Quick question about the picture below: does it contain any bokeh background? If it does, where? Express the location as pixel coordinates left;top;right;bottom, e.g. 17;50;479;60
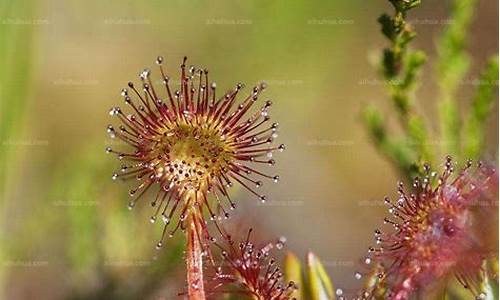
0;0;498;299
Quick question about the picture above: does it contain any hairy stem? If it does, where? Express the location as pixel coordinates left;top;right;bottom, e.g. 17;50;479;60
186;214;206;300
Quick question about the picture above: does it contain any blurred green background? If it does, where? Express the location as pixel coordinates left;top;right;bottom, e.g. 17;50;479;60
0;0;497;299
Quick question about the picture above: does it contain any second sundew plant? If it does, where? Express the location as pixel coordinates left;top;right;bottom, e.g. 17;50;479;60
355;0;499;299
104;0;498;300
355;158;498;300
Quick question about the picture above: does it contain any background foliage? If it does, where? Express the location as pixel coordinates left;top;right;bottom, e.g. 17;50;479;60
0;0;497;299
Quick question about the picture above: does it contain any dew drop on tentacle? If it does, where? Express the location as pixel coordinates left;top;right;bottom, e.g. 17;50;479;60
276;236;286;250
109;107;120;116
107;125;116;138
155;241;163;250
162;214;170;224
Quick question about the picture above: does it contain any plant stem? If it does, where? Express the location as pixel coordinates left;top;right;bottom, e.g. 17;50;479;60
186;213;206;300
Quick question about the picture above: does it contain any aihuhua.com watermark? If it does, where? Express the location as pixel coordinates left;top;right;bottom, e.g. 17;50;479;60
407;18;454;25
470;200;499;207
358;78;403;86
404;139;453;146
206;18;252;25
53;78;99;86
263;79;304;86
458;78;499;86
322;260;355;268
104;18;151;25
0;18;49;25
2;139;49;146
307;139;354;147
307;18;354;25
105;139;129;146
52;200;99;207
358;200;386;207
2;260;49;267
257;199;305;207
104;260;152;267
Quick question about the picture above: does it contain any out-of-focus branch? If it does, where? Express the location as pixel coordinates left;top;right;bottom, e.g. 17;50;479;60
363;0;430;179
436;0;477;159
463;57;499;159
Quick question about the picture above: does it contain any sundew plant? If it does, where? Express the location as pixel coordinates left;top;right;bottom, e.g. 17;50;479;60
0;0;497;300
107;56;284;299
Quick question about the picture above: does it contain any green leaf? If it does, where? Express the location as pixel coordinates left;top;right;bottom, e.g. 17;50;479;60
307;252;335;300
284;252;304;300
482;258;500;300
382;49;398;78
481;277;498;300
470;57;499;121
362;105;387;143
362;106;418;178
398;27;417;49
407;115;433;164
439;98;461;158
378;14;396;41
401;50;427;90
